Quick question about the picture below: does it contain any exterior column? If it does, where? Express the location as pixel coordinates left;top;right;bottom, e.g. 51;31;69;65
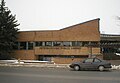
88;42;92;58
26;42;28;50
88;46;92;58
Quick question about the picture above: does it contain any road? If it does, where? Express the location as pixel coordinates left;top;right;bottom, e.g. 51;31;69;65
0;67;120;83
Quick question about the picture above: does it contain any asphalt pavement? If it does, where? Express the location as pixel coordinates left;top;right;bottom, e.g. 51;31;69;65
0;67;120;83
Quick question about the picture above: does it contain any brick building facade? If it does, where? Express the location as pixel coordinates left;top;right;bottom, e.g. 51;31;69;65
12;18;101;63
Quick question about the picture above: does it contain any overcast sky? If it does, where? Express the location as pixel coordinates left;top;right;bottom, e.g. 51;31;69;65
5;0;120;34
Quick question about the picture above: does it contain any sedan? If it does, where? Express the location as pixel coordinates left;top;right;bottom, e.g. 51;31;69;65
69;58;112;71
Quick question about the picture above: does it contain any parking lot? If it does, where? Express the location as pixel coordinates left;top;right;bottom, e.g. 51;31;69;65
0;67;120;83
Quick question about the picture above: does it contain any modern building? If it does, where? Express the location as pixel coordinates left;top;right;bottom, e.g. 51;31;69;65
11;18;101;63
100;34;120;60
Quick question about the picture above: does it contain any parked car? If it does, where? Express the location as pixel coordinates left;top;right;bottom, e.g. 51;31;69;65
69;58;112;71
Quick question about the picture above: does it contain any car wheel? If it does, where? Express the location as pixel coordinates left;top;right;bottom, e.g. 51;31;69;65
74;65;80;71
99;66;104;71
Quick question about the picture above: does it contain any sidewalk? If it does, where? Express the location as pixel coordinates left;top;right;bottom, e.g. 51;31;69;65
107;60;120;70
0;60;120;70
0;63;69;68
107;60;120;66
0;60;69;68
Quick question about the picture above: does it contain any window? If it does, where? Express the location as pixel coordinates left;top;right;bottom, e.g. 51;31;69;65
28;42;34;50
62;42;71;46
94;58;101;63
116;48;120;53
91;42;99;46
35;42;43;46
20;42;26;50
72;41;77;46
45;42;52;46
84;58;93;63
82;42;89;46
72;41;82;46
53;42;61;46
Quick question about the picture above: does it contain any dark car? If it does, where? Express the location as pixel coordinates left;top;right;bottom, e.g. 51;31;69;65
69;58;112;71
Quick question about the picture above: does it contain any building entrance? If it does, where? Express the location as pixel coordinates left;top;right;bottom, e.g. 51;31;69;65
38;55;52;61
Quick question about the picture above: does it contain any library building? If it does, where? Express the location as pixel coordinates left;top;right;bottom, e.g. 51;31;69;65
12;18;101;64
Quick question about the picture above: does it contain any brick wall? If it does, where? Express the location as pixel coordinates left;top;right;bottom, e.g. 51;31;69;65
12;50;36;60
12;18;101;61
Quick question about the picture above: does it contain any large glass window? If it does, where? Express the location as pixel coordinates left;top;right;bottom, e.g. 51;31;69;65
20;42;26;50
35;42;43;46
116;48;120;53
28;42;34;50
45;42;52;46
91;42;99;46
53;42;62;46
82;42;89;46
72;41;82;46
16;41;97;49
62;42;71;46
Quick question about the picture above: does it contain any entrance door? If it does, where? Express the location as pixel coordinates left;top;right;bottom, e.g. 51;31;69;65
38;55;44;61
38;55;51;61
